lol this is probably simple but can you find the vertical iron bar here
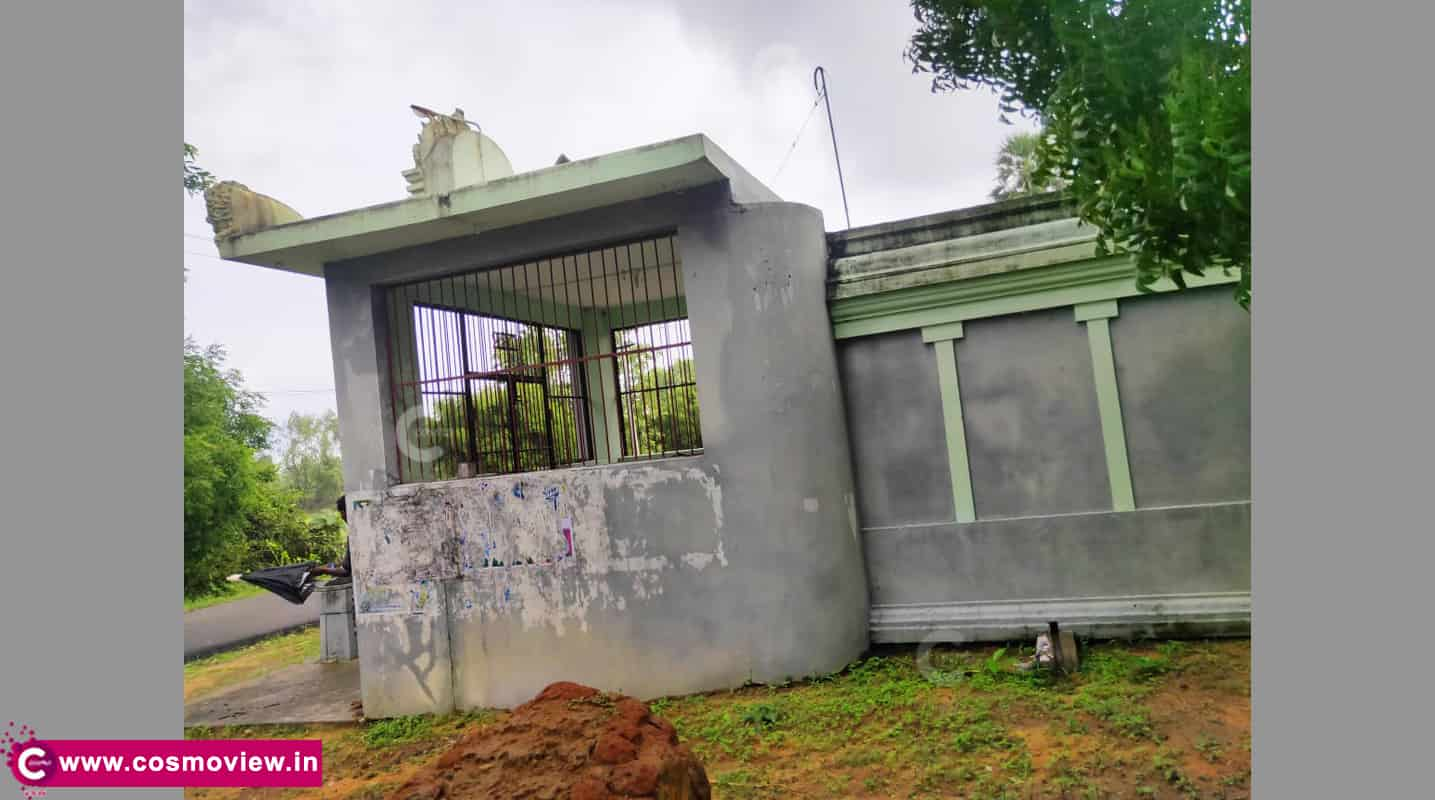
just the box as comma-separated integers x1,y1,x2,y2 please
639,240,669,458
655,237,682,454
520,259,544,471
417,293,430,481
558,252,584,463
441,277,458,476
543,256,564,465
606,247,630,460
435,292,451,478
537,313,556,470
502,263,522,471
416,294,433,481
549,255,572,466
457,305,479,469
483,268,502,472
564,254,591,464
461,270,481,469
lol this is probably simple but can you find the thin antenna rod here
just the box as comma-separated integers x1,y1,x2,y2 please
813,66,851,229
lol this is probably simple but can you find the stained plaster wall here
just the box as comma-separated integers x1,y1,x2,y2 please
836,330,953,527
327,187,869,715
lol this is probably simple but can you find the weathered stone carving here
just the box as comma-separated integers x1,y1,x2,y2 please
203,181,304,240
403,108,514,197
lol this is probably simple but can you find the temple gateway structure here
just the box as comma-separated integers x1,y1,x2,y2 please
210,112,1250,717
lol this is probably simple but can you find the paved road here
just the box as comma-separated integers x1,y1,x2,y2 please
184,592,318,661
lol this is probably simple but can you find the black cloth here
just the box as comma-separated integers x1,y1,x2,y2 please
239,563,319,605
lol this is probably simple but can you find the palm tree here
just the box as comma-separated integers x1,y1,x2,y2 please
990,132,1065,201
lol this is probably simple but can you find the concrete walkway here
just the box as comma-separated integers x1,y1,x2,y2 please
184,591,318,661
185,660,361,727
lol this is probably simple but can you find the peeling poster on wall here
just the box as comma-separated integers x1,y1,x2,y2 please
358,586,403,614
410,579,435,615
559,517,574,558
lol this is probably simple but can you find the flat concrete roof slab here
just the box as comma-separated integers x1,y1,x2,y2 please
216,134,778,276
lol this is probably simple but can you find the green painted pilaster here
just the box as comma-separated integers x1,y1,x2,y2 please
1075,301,1135,511
924,323,977,523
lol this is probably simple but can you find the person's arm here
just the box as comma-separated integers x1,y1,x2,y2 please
311,540,352,578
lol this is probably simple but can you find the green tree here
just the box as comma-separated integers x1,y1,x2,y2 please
277,410,345,512
184,142,214,196
244,460,347,570
907,0,1251,306
184,342,345,594
618,358,701,456
990,131,1067,200
183,339,271,596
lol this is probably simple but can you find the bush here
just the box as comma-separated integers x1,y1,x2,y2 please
243,464,347,569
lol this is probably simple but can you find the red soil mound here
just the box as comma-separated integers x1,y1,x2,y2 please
387,682,710,800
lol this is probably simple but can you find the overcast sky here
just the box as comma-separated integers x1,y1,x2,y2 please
183,0,1037,432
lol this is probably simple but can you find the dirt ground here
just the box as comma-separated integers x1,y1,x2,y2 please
185,634,1249,799
386,681,709,799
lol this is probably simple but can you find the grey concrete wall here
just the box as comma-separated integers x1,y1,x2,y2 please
836,331,954,527
830,205,1251,643
349,460,735,710
325,276,396,493
331,191,869,715
956,307,1112,519
677,201,870,685
864,503,1251,607
1110,287,1252,507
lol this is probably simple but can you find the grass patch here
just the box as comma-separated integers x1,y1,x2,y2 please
183,582,266,613
183,627,320,702
1196,733,1225,763
183,639,1249,800
363,715,435,749
711,767,778,799
1066,641,1191,740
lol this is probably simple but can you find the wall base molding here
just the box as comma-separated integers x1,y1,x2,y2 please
869,592,1250,644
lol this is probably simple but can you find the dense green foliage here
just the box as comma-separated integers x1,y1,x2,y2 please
245,460,347,570
183,339,270,596
183,341,346,597
907,0,1251,306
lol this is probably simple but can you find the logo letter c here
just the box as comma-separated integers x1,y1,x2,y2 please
17,746,48,781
